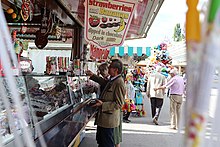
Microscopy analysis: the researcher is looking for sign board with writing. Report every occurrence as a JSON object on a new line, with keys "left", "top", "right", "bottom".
{"left": 90, "top": 44, "right": 110, "bottom": 60}
{"left": 84, "top": 0, "right": 136, "bottom": 49}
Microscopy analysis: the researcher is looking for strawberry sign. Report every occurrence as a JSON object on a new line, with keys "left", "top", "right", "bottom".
{"left": 84, "top": 0, "right": 136, "bottom": 49}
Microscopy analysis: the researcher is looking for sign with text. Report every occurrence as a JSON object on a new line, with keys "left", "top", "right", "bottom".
{"left": 90, "top": 44, "right": 110, "bottom": 60}
{"left": 84, "top": 0, "right": 136, "bottom": 49}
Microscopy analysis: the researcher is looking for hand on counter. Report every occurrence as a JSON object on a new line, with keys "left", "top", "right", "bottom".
{"left": 91, "top": 99, "right": 103, "bottom": 107}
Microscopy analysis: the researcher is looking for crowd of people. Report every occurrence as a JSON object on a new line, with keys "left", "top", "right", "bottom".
{"left": 85, "top": 59, "right": 186, "bottom": 147}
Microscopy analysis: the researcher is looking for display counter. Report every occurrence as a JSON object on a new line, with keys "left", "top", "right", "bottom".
{"left": 35, "top": 98, "right": 97, "bottom": 147}
{"left": 2, "top": 75, "right": 98, "bottom": 147}
{"left": 0, "top": 76, "right": 31, "bottom": 145}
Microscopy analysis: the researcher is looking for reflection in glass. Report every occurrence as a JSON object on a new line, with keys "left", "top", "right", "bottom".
{"left": 25, "top": 76, "right": 71, "bottom": 121}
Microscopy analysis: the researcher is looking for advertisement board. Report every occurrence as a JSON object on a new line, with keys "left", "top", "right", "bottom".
{"left": 84, "top": 0, "right": 136, "bottom": 49}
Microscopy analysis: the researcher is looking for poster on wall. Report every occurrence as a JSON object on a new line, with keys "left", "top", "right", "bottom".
{"left": 84, "top": 0, "right": 137, "bottom": 49}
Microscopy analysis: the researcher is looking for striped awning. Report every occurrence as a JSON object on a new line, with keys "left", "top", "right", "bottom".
{"left": 110, "top": 46, "right": 151, "bottom": 57}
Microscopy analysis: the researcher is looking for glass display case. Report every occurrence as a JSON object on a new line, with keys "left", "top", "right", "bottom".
{"left": 68, "top": 76, "right": 98, "bottom": 105}
{"left": 0, "top": 76, "right": 32, "bottom": 145}
{"left": 1, "top": 75, "right": 98, "bottom": 146}
{"left": 34, "top": 99, "right": 97, "bottom": 147}
{"left": 32, "top": 75, "right": 98, "bottom": 146}
{"left": 25, "top": 75, "right": 71, "bottom": 122}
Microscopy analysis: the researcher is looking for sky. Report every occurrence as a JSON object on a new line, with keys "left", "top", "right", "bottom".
{"left": 124, "top": 0, "right": 206, "bottom": 47}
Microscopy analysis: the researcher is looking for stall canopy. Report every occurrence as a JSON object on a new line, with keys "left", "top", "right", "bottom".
{"left": 110, "top": 46, "right": 151, "bottom": 57}
{"left": 1, "top": 0, "right": 164, "bottom": 60}
{"left": 127, "top": 0, "right": 164, "bottom": 39}
{"left": 66, "top": 0, "right": 164, "bottom": 40}
{"left": 1, "top": 0, "right": 165, "bottom": 46}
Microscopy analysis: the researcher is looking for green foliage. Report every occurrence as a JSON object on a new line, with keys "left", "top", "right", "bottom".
{"left": 173, "top": 23, "right": 183, "bottom": 42}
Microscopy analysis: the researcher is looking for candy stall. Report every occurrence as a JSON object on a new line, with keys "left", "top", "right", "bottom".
{"left": 0, "top": 0, "right": 165, "bottom": 146}
{"left": 0, "top": 0, "right": 98, "bottom": 146}
{"left": 0, "top": 74, "right": 98, "bottom": 147}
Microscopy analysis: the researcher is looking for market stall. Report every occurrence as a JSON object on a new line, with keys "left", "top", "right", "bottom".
{"left": 0, "top": 0, "right": 165, "bottom": 146}
{"left": 0, "top": 1, "right": 97, "bottom": 146}
{"left": 0, "top": 75, "right": 98, "bottom": 147}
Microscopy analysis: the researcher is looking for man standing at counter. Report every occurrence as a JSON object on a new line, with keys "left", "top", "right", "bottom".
{"left": 91, "top": 59, "right": 126, "bottom": 147}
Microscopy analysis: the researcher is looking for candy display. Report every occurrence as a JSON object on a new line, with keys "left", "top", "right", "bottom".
{"left": 150, "top": 42, "right": 172, "bottom": 65}
{"left": 58, "top": 57, "right": 69, "bottom": 72}
{"left": 19, "top": 56, "right": 34, "bottom": 74}
{"left": 130, "top": 67, "right": 146, "bottom": 117}
{"left": 46, "top": 56, "right": 57, "bottom": 75}
{"left": 45, "top": 56, "right": 70, "bottom": 75}
{"left": 68, "top": 76, "right": 98, "bottom": 104}
{"left": 0, "top": 73, "right": 97, "bottom": 146}
{"left": 25, "top": 76, "right": 71, "bottom": 120}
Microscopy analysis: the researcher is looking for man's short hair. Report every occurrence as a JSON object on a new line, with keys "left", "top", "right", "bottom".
{"left": 110, "top": 59, "right": 123, "bottom": 74}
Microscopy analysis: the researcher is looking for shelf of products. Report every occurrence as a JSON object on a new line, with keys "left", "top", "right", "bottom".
{"left": 25, "top": 75, "right": 71, "bottom": 122}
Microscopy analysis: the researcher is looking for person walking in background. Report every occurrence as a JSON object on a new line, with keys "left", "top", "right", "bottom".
{"left": 147, "top": 66, "right": 166, "bottom": 125}
{"left": 154, "top": 68, "right": 185, "bottom": 130}
{"left": 86, "top": 59, "right": 125, "bottom": 147}
{"left": 123, "top": 73, "right": 135, "bottom": 123}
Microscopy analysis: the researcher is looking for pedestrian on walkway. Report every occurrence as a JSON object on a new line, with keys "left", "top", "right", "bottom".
{"left": 86, "top": 59, "right": 125, "bottom": 147}
{"left": 154, "top": 68, "right": 185, "bottom": 129}
{"left": 123, "top": 73, "right": 135, "bottom": 123}
{"left": 147, "top": 66, "right": 166, "bottom": 125}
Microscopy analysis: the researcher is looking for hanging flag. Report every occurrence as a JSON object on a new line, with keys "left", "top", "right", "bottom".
{"left": 84, "top": 0, "right": 137, "bottom": 49}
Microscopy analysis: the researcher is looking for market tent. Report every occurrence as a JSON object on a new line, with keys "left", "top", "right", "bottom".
{"left": 110, "top": 46, "right": 151, "bottom": 57}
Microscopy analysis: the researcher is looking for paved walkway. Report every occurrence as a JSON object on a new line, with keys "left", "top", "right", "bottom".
{"left": 79, "top": 93, "right": 185, "bottom": 147}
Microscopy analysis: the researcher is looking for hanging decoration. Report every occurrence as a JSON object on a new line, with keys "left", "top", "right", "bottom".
{"left": 20, "top": 0, "right": 31, "bottom": 21}
{"left": 150, "top": 42, "right": 172, "bottom": 65}
{"left": 35, "top": 3, "right": 52, "bottom": 49}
